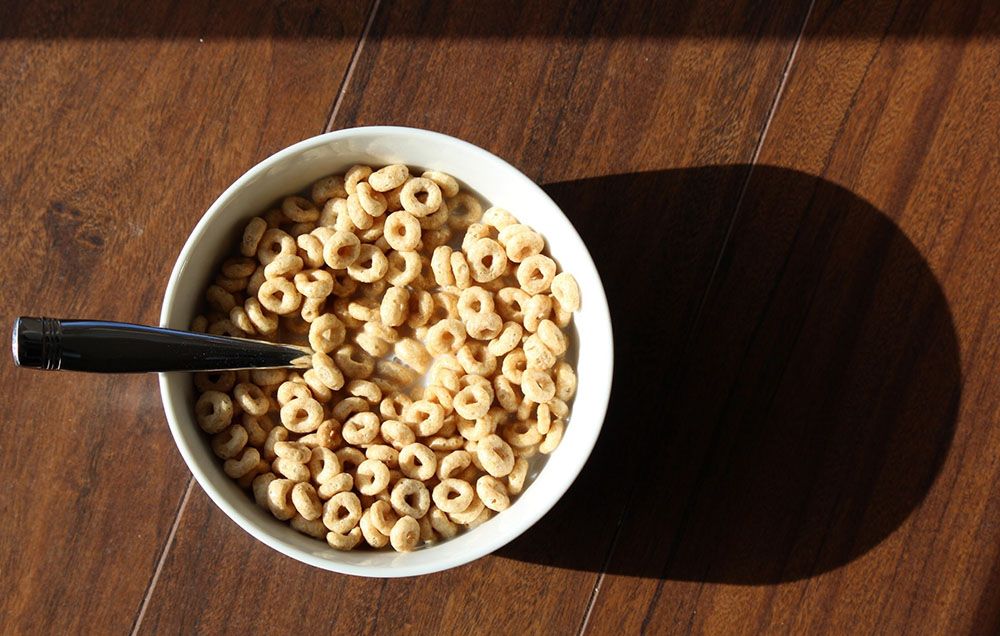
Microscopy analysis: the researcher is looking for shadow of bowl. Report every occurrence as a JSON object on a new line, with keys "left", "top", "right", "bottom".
{"left": 498, "top": 164, "right": 961, "bottom": 584}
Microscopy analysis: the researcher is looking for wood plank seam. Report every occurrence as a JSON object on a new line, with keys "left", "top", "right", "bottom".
{"left": 570, "top": 3, "right": 819, "bottom": 633}
{"left": 129, "top": 477, "right": 195, "bottom": 636}
{"left": 324, "top": 0, "right": 383, "bottom": 133}
{"left": 124, "top": 6, "right": 385, "bottom": 631}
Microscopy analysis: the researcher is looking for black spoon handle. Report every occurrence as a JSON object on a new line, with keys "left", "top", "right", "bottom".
{"left": 12, "top": 317, "right": 311, "bottom": 373}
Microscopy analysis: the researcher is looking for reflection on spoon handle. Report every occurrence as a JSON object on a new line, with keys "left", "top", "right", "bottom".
{"left": 12, "top": 317, "right": 311, "bottom": 373}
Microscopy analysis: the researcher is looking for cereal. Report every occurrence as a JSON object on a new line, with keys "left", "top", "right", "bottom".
{"left": 192, "top": 163, "right": 581, "bottom": 551}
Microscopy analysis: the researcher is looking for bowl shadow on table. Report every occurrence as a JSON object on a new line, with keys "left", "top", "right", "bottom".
{"left": 497, "top": 165, "right": 961, "bottom": 584}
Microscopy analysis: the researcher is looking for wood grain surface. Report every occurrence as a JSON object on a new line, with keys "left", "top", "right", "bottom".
{"left": 2, "top": 0, "right": 998, "bottom": 634}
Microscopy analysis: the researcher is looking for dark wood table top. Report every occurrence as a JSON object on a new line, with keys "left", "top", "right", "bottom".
{"left": 2, "top": 1, "right": 998, "bottom": 634}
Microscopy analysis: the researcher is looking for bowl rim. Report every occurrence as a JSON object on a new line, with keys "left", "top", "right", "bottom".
{"left": 158, "top": 125, "right": 614, "bottom": 576}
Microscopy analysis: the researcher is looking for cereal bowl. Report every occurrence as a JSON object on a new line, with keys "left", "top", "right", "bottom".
{"left": 159, "top": 126, "right": 612, "bottom": 576}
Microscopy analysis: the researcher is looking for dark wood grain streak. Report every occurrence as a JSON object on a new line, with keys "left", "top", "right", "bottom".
{"left": 0, "top": 2, "right": 371, "bottom": 633}
{"left": 584, "top": 0, "right": 1000, "bottom": 633}
{"left": 134, "top": 1, "right": 811, "bottom": 633}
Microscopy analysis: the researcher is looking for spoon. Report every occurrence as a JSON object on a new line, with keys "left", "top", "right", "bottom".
{"left": 11, "top": 317, "right": 311, "bottom": 373}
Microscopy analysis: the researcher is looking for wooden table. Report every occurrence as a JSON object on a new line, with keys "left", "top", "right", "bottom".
{"left": 2, "top": 1, "right": 998, "bottom": 633}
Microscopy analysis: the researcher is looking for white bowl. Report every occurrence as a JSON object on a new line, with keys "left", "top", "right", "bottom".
{"left": 159, "top": 126, "right": 613, "bottom": 577}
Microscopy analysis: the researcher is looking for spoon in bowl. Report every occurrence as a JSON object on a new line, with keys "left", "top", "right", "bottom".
{"left": 11, "top": 317, "right": 311, "bottom": 373}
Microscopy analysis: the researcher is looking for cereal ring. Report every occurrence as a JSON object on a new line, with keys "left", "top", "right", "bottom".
{"left": 457, "top": 343, "right": 497, "bottom": 376}
{"left": 390, "top": 478, "right": 430, "bottom": 519}
{"left": 395, "top": 337, "right": 431, "bottom": 374}
{"left": 211, "top": 424, "right": 247, "bottom": 459}
{"left": 356, "top": 182, "right": 388, "bottom": 218}
{"left": 215, "top": 275, "right": 248, "bottom": 294}
{"left": 537, "top": 319, "right": 567, "bottom": 354}
{"left": 206, "top": 285, "right": 236, "bottom": 313}
{"left": 501, "top": 348, "right": 528, "bottom": 384}
{"left": 516, "top": 254, "right": 557, "bottom": 295}
{"left": 381, "top": 419, "right": 416, "bottom": 450}
{"left": 551, "top": 272, "right": 581, "bottom": 312}
{"left": 502, "top": 420, "right": 543, "bottom": 448}
{"left": 311, "top": 174, "right": 347, "bottom": 205}
{"left": 252, "top": 472, "right": 277, "bottom": 509}
{"left": 311, "top": 351, "right": 345, "bottom": 391}
{"left": 466, "top": 238, "right": 508, "bottom": 283}
{"left": 425, "top": 319, "right": 466, "bottom": 356}
{"left": 343, "top": 411, "right": 380, "bottom": 445}
{"left": 262, "top": 425, "right": 289, "bottom": 461}
{"left": 229, "top": 305, "right": 256, "bottom": 333}
{"left": 195, "top": 391, "right": 233, "bottom": 434}
{"left": 369, "top": 164, "right": 410, "bottom": 192}
{"left": 453, "top": 383, "right": 492, "bottom": 420}
{"left": 400, "top": 177, "right": 442, "bottom": 217}
{"left": 536, "top": 402, "right": 552, "bottom": 435}
{"left": 428, "top": 435, "right": 464, "bottom": 451}
{"left": 356, "top": 459, "right": 391, "bottom": 495}
{"left": 457, "top": 286, "right": 495, "bottom": 321}
{"left": 340, "top": 163, "right": 370, "bottom": 194}
{"left": 461, "top": 222, "right": 492, "bottom": 252}
{"left": 431, "top": 245, "right": 455, "bottom": 286}
{"left": 437, "top": 450, "right": 472, "bottom": 480}
{"left": 207, "top": 318, "right": 246, "bottom": 338}
{"left": 295, "top": 233, "right": 325, "bottom": 269}
{"left": 403, "top": 400, "right": 445, "bottom": 437}
{"left": 456, "top": 415, "right": 495, "bottom": 442}
{"left": 429, "top": 507, "right": 459, "bottom": 538}
{"left": 331, "top": 399, "right": 368, "bottom": 425}
{"left": 421, "top": 170, "right": 460, "bottom": 198}
{"left": 354, "top": 509, "right": 388, "bottom": 549}
{"left": 326, "top": 526, "right": 363, "bottom": 551}
{"left": 422, "top": 384, "right": 453, "bottom": 414}
{"left": 380, "top": 286, "right": 409, "bottom": 327}
{"left": 246, "top": 267, "right": 267, "bottom": 300}
{"left": 476, "top": 434, "right": 515, "bottom": 478}
{"left": 282, "top": 195, "right": 320, "bottom": 223}
{"left": 448, "top": 493, "right": 486, "bottom": 525}
{"left": 322, "top": 230, "right": 361, "bottom": 269}
{"left": 291, "top": 482, "right": 323, "bottom": 520}
{"left": 521, "top": 369, "right": 556, "bottom": 403}
{"left": 267, "top": 478, "right": 297, "bottom": 520}
{"left": 540, "top": 418, "right": 565, "bottom": 454}
{"left": 233, "top": 383, "right": 269, "bottom": 416}
{"left": 323, "top": 491, "right": 363, "bottom": 533}
{"left": 308, "top": 446, "right": 342, "bottom": 484}
{"left": 347, "top": 244, "right": 388, "bottom": 283}
{"left": 221, "top": 256, "right": 257, "bottom": 279}
{"left": 476, "top": 475, "right": 510, "bottom": 512}
{"left": 446, "top": 192, "right": 483, "bottom": 230}
{"left": 487, "top": 321, "right": 524, "bottom": 357}
{"left": 280, "top": 396, "right": 324, "bottom": 434}
{"left": 241, "top": 216, "right": 268, "bottom": 257}
{"left": 293, "top": 269, "right": 333, "bottom": 299}
{"left": 329, "top": 271, "right": 358, "bottom": 299}
{"left": 366, "top": 444, "right": 399, "bottom": 468}
{"left": 498, "top": 224, "right": 544, "bottom": 263}
{"left": 334, "top": 344, "right": 375, "bottom": 379}
{"left": 507, "top": 457, "right": 529, "bottom": 495}
{"left": 346, "top": 379, "right": 381, "bottom": 404}
{"left": 522, "top": 294, "right": 552, "bottom": 333}
{"left": 493, "top": 375, "right": 521, "bottom": 413}
{"left": 432, "top": 478, "right": 474, "bottom": 514}
{"left": 290, "top": 514, "right": 327, "bottom": 538}
{"left": 482, "top": 206, "right": 518, "bottom": 231}
{"left": 386, "top": 250, "right": 422, "bottom": 287}
{"left": 383, "top": 211, "right": 421, "bottom": 252}
{"left": 496, "top": 287, "right": 530, "bottom": 323}
{"left": 551, "top": 294, "right": 573, "bottom": 328}
{"left": 190, "top": 315, "right": 208, "bottom": 333}
{"left": 524, "top": 333, "right": 557, "bottom": 370}
{"left": 276, "top": 380, "right": 310, "bottom": 406}
{"left": 256, "top": 228, "right": 297, "bottom": 266}
{"left": 299, "top": 419, "right": 341, "bottom": 449}
{"left": 272, "top": 456, "right": 310, "bottom": 482}
{"left": 555, "top": 360, "right": 577, "bottom": 401}
{"left": 307, "top": 313, "right": 345, "bottom": 354}
{"left": 242, "top": 412, "right": 274, "bottom": 447}
{"left": 274, "top": 440, "right": 311, "bottom": 463}
{"left": 194, "top": 371, "right": 235, "bottom": 393}
{"left": 450, "top": 251, "right": 472, "bottom": 289}
{"left": 399, "top": 443, "right": 437, "bottom": 481}
{"left": 318, "top": 473, "right": 354, "bottom": 500}
{"left": 258, "top": 278, "right": 301, "bottom": 315}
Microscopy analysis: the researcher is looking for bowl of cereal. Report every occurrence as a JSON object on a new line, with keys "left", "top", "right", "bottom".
{"left": 159, "top": 126, "right": 612, "bottom": 576}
